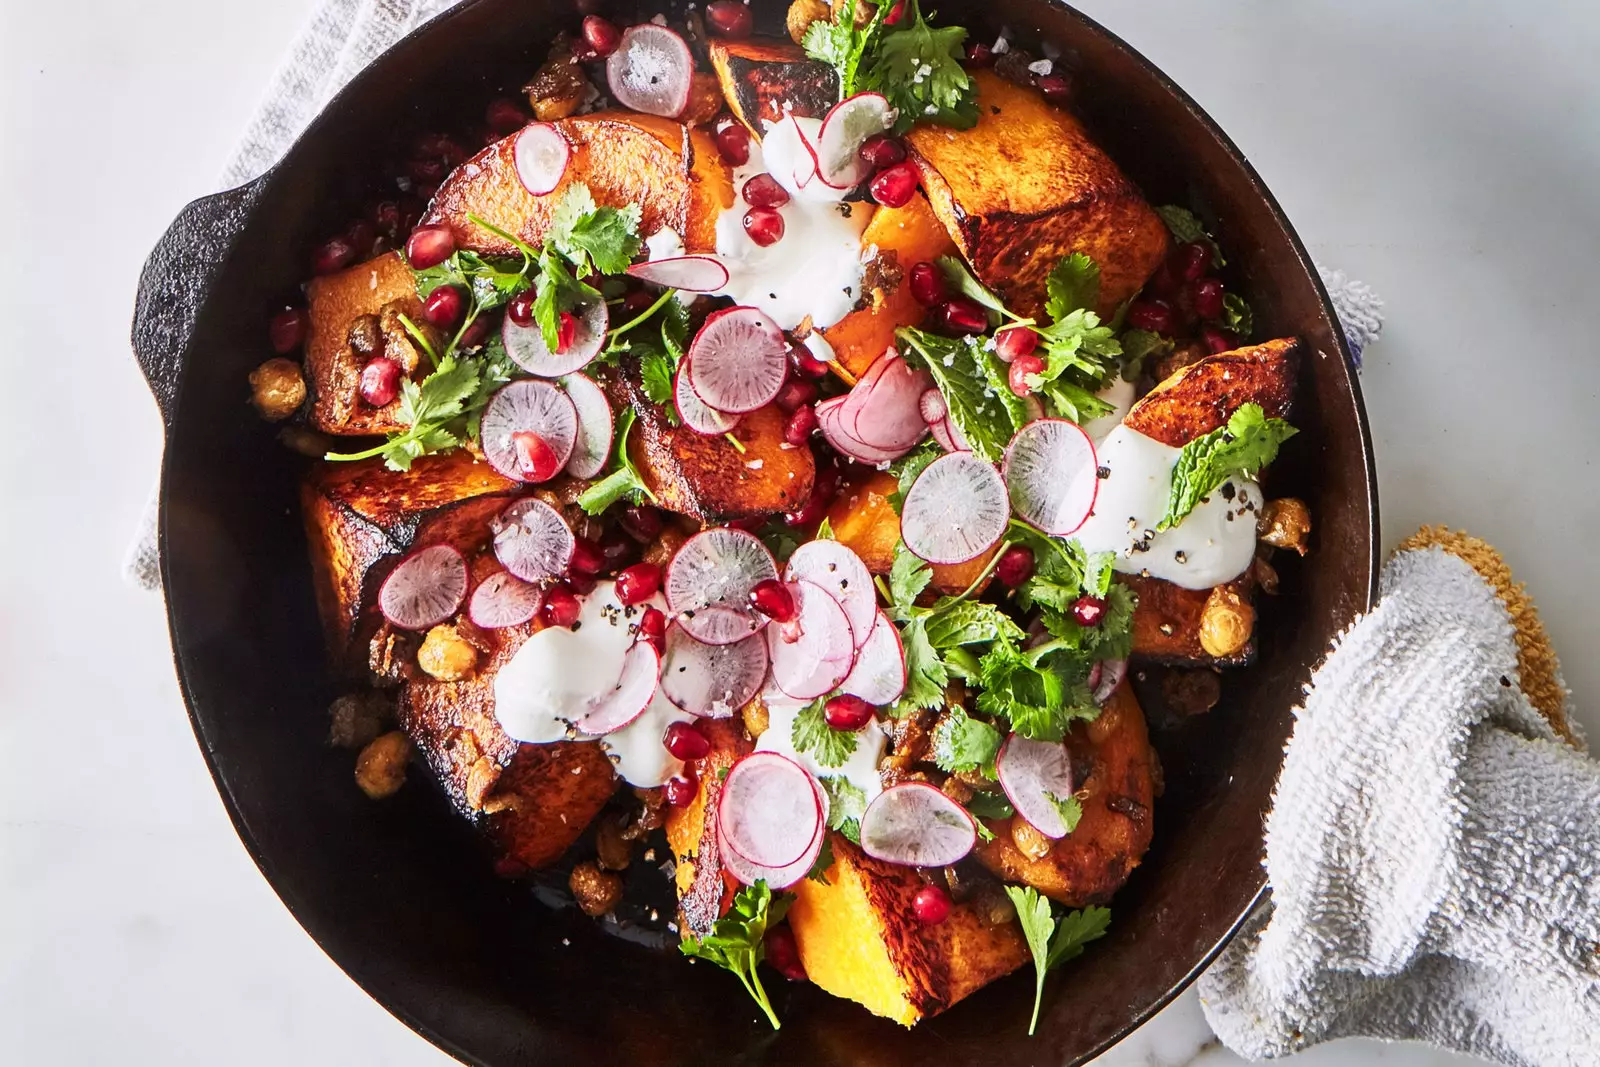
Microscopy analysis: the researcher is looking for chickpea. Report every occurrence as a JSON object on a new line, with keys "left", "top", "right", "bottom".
{"left": 641, "top": 524, "right": 690, "bottom": 568}
{"left": 417, "top": 623, "right": 479, "bottom": 681}
{"left": 741, "top": 697, "right": 770, "bottom": 740}
{"left": 327, "top": 692, "right": 388, "bottom": 750}
{"left": 354, "top": 730, "right": 411, "bottom": 799}
{"left": 1010, "top": 817, "right": 1054, "bottom": 861}
{"left": 830, "top": 0, "right": 875, "bottom": 28}
{"left": 569, "top": 861, "right": 625, "bottom": 917}
{"left": 940, "top": 775, "right": 975, "bottom": 805}
{"left": 465, "top": 754, "right": 500, "bottom": 811}
{"left": 1258, "top": 497, "right": 1312, "bottom": 556}
{"left": 595, "top": 814, "right": 634, "bottom": 871}
{"left": 248, "top": 358, "right": 306, "bottom": 421}
{"left": 787, "top": 0, "right": 830, "bottom": 43}
{"left": 1199, "top": 586, "right": 1256, "bottom": 659}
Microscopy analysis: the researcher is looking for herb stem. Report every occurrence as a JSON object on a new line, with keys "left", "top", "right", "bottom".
{"left": 723, "top": 432, "right": 747, "bottom": 455}
{"left": 397, "top": 312, "right": 440, "bottom": 370}
{"left": 608, "top": 287, "right": 678, "bottom": 337}
{"left": 465, "top": 211, "right": 541, "bottom": 267}
{"left": 942, "top": 539, "right": 1013, "bottom": 607}
{"left": 827, "top": 359, "right": 857, "bottom": 386}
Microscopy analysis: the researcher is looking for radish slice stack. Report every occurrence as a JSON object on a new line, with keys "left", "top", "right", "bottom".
{"left": 817, "top": 350, "right": 932, "bottom": 463}
{"left": 815, "top": 93, "right": 897, "bottom": 188}
{"left": 467, "top": 571, "right": 543, "bottom": 629}
{"left": 766, "top": 580, "right": 856, "bottom": 699}
{"left": 1003, "top": 418, "right": 1099, "bottom": 535}
{"left": 626, "top": 255, "right": 729, "bottom": 292}
{"left": 659, "top": 625, "right": 769, "bottom": 718}
{"left": 480, "top": 380, "right": 579, "bottom": 482}
{"left": 492, "top": 498, "right": 574, "bottom": 582}
{"left": 502, "top": 298, "right": 608, "bottom": 378}
{"left": 606, "top": 25, "right": 694, "bottom": 118}
{"left": 687, "top": 306, "right": 789, "bottom": 414}
{"left": 717, "top": 752, "right": 828, "bottom": 889}
{"left": 859, "top": 782, "right": 977, "bottom": 867}
{"left": 379, "top": 544, "right": 468, "bottom": 630}
{"left": 513, "top": 122, "right": 570, "bottom": 196}
{"left": 574, "top": 640, "right": 661, "bottom": 735}
{"left": 837, "top": 610, "right": 907, "bottom": 706}
{"left": 559, "top": 373, "right": 614, "bottom": 479}
{"left": 995, "top": 734, "right": 1076, "bottom": 839}
{"left": 784, "top": 540, "right": 876, "bottom": 643}
{"left": 674, "top": 360, "right": 741, "bottom": 435}
{"left": 900, "top": 451, "right": 1010, "bottom": 564}
{"left": 664, "top": 528, "right": 779, "bottom": 645}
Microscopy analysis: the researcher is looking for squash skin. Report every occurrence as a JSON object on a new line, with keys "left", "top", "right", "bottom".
{"left": 302, "top": 251, "right": 423, "bottom": 436}
{"left": 905, "top": 70, "right": 1168, "bottom": 320}
{"left": 708, "top": 38, "right": 838, "bottom": 130}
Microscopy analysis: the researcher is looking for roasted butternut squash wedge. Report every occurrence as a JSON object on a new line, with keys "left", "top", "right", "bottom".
{"left": 425, "top": 111, "right": 734, "bottom": 254}
{"left": 974, "top": 682, "right": 1157, "bottom": 904}
{"left": 708, "top": 38, "right": 839, "bottom": 130}
{"left": 905, "top": 70, "right": 1168, "bottom": 319}
{"left": 1119, "top": 572, "right": 1255, "bottom": 666}
{"left": 827, "top": 469, "right": 995, "bottom": 595}
{"left": 663, "top": 718, "right": 754, "bottom": 937}
{"left": 303, "top": 251, "right": 425, "bottom": 435}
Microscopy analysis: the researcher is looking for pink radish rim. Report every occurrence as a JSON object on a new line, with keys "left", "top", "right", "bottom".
{"left": 626, "top": 255, "right": 730, "bottom": 293}
{"left": 900, "top": 451, "right": 1010, "bottom": 564}
{"left": 687, "top": 306, "right": 789, "bottom": 415}
{"left": 718, "top": 752, "right": 824, "bottom": 869}
{"left": 501, "top": 297, "right": 608, "bottom": 378}
{"left": 766, "top": 579, "right": 856, "bottom": 700}
{"left": 574, "top": 641, "right": 662, "bottom": 735}
{"left": 659, "top": 624, "right": 769, "bottom": 718}
{"left": 1002, "top": 418, "right": 1100, "bottom": 536}
{"left": 674, "top": 359, "right": 741, "bottom": 435}
{"left": 996, "top": 733, "right": 1076, "bottom": 840}
{"left": 717, "top": 773, "right": 827, "bottom": 890}
{"left": 559, "top": 372, "right": 614, "bottom": 480}
{"left": 467, "top": 571, "right": 543, "bottom": 629}
{"left": 664, "top": 528, "right": 777, "bottom": 645}
{"left": 816, "top": 397, "right": 910, "bottom": 465}
{"left": 492, "top": 497, "right": 575, "bottom": 582}
{"left": 858, "top": 781, "right": 977, "bottom": 867}
{"left": 838, "top": 610, "right": 907, "bottom": 706}
{"left": 784, "top": 540, "right": 877, "bottom": 647}
{"left": 816, "top": 92, "right": 895, "bottom": 189}
{"left": 378, "top": 544, "right": 468, "bottom": 631}
{"left": 605, "top": 25, "right": 693, "bottom": 118}
{"left": 512, "top": 122, "right": 570, "bottom": 196}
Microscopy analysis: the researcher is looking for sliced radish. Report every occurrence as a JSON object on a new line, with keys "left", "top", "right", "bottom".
{"left": 816, "top": 397, "right": 908, "bottom": 465}
{"left": 766, "top": 580, "right": 856, "bottom": 700}
{"left": 467, "top": 571, "right": 543, "bottom": 629}
{"left": 659, "top": 625, "right": 769, "bottom": 718}
{"left": 560, "top": 373, "right": 613, "bottom": 479}
{"left": 664, "top": 528, "right": 778, "bottom": 645}
{"left": 919, "top": 387, "right": 947, "bottom": 427}
{"left": 481, "top": 380, "right": 578, "bottom": 482}
{"left": 605, "top": 24, "right": 693, "bottom": 118}
{"left": 512, "top": 122, "right": 570, "bottom": 196}
{"left": 929, "top": 415, "right": 958, "bottom": 453}
{"left": 574, "top": 640, "right": 661, "bottom": 735}
{"left": 626, "top": 255, "right": 729, "bottom": 293}
{"left": 838, "top": 610, "right": 906, "bottom": 705}
{"left": 996, "top": 734, "right": 1076, "bottom": 839}
{"left": 1003, "top": 419, "right": 1099, "bottom": 536}
{"left": 1092, "top": 658, "right": 1128, "bottom": 705}
{"left": 674, "top": 359, "right": 741, "bottom": 435}
{"left": 859, "top": 782, "right": 976, "bottom": 867}
{"left": 718, "top": 752, "right": 823, "bottom": 868}
{"left": 718, "top": 766, "right": 828, "bottom": 889}
{"left": 900, "top": 452, "right": 1010, "bottom": 564}
{"left": 816, "top": 93, "right": 896, "bottom": 189}
{"left": 785, "top": 540, "right": 875, "bottom": 644}
{"left": 502, "top": 296, "right": 608, "bottom": 378}
{"left": 687, "top": 306, "right": 788, "bottom": 414}
{"left": 492, "top": 498, "right": 575, "bottom": 582}
{"left": 379, "top": 544, "right": 468, "bottom": 630}
{"left": 841, "top": 351, "right": 932, "bottom": 452}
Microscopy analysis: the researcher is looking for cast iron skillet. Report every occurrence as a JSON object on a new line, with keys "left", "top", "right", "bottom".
{"left": 131, "top": 1, "right": 1377, "bottom": 1063}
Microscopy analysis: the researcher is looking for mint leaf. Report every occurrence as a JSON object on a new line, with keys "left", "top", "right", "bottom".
{"left": 898, "top": 328, "right": 1016, "bottom": 462}
{"left": 1160, "top": 402, "right": 1296, "bottom": 529}
{"left": 679, "top": 881, "right": 791, "bottom": 1030}
{"left": 1118, "top": 328, "right": 1171, "bottom": 379}
{"left": 1154, "top": 204, "right": 1224, "bottom": 267}
{"left": 924, "top": 600, "right": 1025, "bottom": 648}
{"left": 888, "top": 442, "right": 940, "bottom": 514}
{"left": 935, "top": 255, "right": 1007, "bottom": 320}
{"left": 931, "top": 707, "right": 1001, "bottom": 776}
{"left": 792, "top": 698, "right": 859, "bottom": 768}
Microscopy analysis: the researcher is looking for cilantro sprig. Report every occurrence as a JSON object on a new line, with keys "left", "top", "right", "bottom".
{"left": 803, "top": 0, "right": 978, "bottom": 133}
{"left": 1159, "top": 402, "right": 1297, "bottom": 530}
{"left": 679, "top": 881, "right": 792, "bottom": 1030}
{"left": 792, "top": 698, "right": 860, "bottom": 768}
{"left": 1005, "top": 886, "right": 1111, "bottom": 1035}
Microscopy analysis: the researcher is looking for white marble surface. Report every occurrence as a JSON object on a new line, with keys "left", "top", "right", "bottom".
{"left": 3, "top": 0, "right": 1596, "bottom": 1064}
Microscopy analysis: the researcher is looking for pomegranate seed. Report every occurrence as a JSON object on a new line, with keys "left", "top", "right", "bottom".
{"left": 405, "top": 225, "right": 456, "bottom": 270}
{"left": 1037, "top": 73, "right": 1072, "bottom": 104}
{"left": 765, "top": 924, "right": 808, "bottom": 981}
{"left": 346, "top": 219, "right": 377, "bottom": 256}
{"left": 358, "top": 358, "right": 403, "bottom": 407}
{"left": 869, "top": 161, "right": 918, "bottom": 207}
{"left": 883, "top": 0, "right": 906, "bottom": 26}
{"left": 312, "top": 236, "right": 357, "bottom": 276}
{"left": 995, "top": 545, "right": 1036, "bottom": 587}
{"left": 775, "top": 378, "right": 819, "bottom": 412}
{"left": 622, "top": 288, "right": 658, "bottom": 317}
{"left": 725, "top": 516, "right": 768, "bottom": 533}
{"left": 1173, "top": 241, "right": 1211, "bottom": 282}
{"left": 743, "top": 207, "right": 785, "bottom": 247}
{"left": 784, "top": 405, "right": 819, "bottom": 446}
{"left": 600, "top": 529, "right": 636, "bottom": 568}
{"left": 994, "top": 327, "right": 1040, "bottom": 363}
{"left": 620, "top": 505, "right": 665, "bottom": 542}
{"left": 581, "top": 15, "right": 622, "bottom": 56}
{"left": 555, "top": 310, "right": 577, "bottom": 353}
{"left": 1071, "top": 595, "right": 1107, "bottom": 627}
{"left": 567, "top": 572, "right": 598, "bottom": 595}
{"left": 912, "top": 884, "right": 951, "bottom": 925}
{"left": 615, "top": 562, "right": 662, "bottom": 605}
{"left": 423, "top": 285, "right": 465, "bottom": 328}
{"left": 485, "top": 97, "right": 527, "bottom": 133}
{"left": 1200, "top": 325, "right": 1236, "bottom": 354}
{"left": 792, "top": 347, "right": 831, "bottom": 378}
{"left": 966, "top": 42, "right": 996, "bottom": 67}
{"left": 268, "top": 309, "right": 309, "bottom": 353}
{"left": 1008, "top": 353, "right": 1044, "bottom": 396}
{"left": 1146, "top": 260, "right": 1182, "bottom": 300}
{"left": 705, "top": 0, "right": 753, "bottom": 38}
{"left": 824, "top": 694, "right": 874, "bottom": 731}
{"left": 908, "top": 261, "right": 947, "bottom": 306}
{"left": 1190, "top": 277, "right": 1225, "bottom": 320}
{"left": 512, "top": 430, "right": 563, "bottom": 481}
{"left": 541, "top": 585, "right": 582, "bottom": 628}
{"left": 371, "top": 200, "right": 403, "bottom": 240}
{"left": 570, "top": 536, "right": 605, "bottom": 575}
{"left": 460, "top": 316, "right": 490, "bottom": 349}
{"left": 507, "top": 290, "right": 535, "bottom": 327}
{"left": 493, "top": 856, "right": 530, "bottom": 879}
{"left": 1125, "top": 298, "right": 1176, "bottom": 335}
{"left": 748, "top": 578, "right": 797, "bottom": 623}
{"left": 742, "top": 173, "right": 790, "bottom": 208}
{"left": 663, "top": 720, "right": 712, "bottom": 761}
{"left": 857, "top": 134, "right": 906, "bottom": 171}
{"left": 638, "top": 606, "right": 667, "bottom": 647}
{"left": 939, "top": 297, "right": 988, "bottom": 335}
{"left": 663, "top": 770, "right": 698, "bottom": 807}
{"left": 716, "top": 121, "right": 752, "bottom": 166}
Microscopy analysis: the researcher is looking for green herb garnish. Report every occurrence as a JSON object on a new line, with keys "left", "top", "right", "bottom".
{"left": 1005, "top": 886, "right": 1111, "bottom": 1035}
{"left": 1159, "top": 402, "right": 1296, "bottom": 530}
{"left": 679, "top": 881, "right": 792, "bottom": 1030}
{"left": 817, "top": 775, "right": 868, "bottom": 844}
{"left": 792, "top": 698, "right": 859, "bottom": 768}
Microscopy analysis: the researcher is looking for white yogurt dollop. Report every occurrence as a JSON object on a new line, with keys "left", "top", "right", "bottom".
{"left": 755, "top": 687, "right": 886, "bottom": 810}
{"left": 1071, "top": 424, "right": 1260, "bottom": 590}
{"left": 493, "top": 581, "right": 691, "bottom": 787}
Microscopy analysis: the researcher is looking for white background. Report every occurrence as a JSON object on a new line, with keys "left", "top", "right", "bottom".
{"left": 2, "top": 1, "right": 1596, "bottom": 1064}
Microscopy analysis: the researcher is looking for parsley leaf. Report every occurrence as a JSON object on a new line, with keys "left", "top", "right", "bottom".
{"left": 931, "top": 707, "right": 1002, "bottom": 776}
{"left": 548, "top": 184, "right": 643, "bottom": 277}
{"left": 792, "top": 698, "right": 859, "bottom": 768}
{"left": 679, "top": 881, "right": 792, "bottom": 1030}
{"left": 891, "top": 615, "right": 948, "bottom": 716}
{"left": 638, "top": 351, "right": 676, "bottom": 406}
{"left": 1160, "top": 402, "right": 1297, "bottom": 529}
{"left": 897, "top": 328, "right": 1017, "bottom": 462}
{"left": 1044, "top": 253, "right": 1101, "bottom": 322}
{"left": 1004, "top": 886, "right": 1112, "bottom": 1035}
{"left": 1047, "top": 792, "right": 1084, "bottom": 835}
{"left": 818, "top": 775, "right": 867, "bottom": 844}
{"left": 868, "top": 0, "right": 978, "bottom": 133}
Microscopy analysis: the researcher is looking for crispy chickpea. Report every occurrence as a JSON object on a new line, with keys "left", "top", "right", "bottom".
{"left": 1011, "top": 817, "right": 1054, "bottom": 861}
{"left": 641, "top": 524, "right": 691, "bottom": 569}
{"left": 248, "top": 358, "right": 306, "bottom": 421}
{"left": 741, "top": 697, "right": 770, "bottom": 739}
{"left": 595, "top": 814, "right": 634, "bottom": 871}
{"left": 465, "top": 755, "right": 500, "bottom": 811}
{"left": 417, "top": 623, "right": 479, "bottom": 681}
{"left": 1258, "top": 497, "right": 1312, "bottom": 556}
{"left": 787, "top": 0, "right": 830, "bottom": 42}
{"left": 830, "top": 0, "right": 875, "bottom": 28}
{"left": 940, "top": 775, "right": 974, "bottom": 805}
{"left": 354, "top": 731, "right": 411, "bottom": 799}
{"left": 1199, "top": 586, "right": 1256, "bottom": 659}
{"left": 524, "top": 41, "right": 592, "bottom": 122}
{"left": 328, "top": 693, "right": 388, "bottom": 750}
{"left": 569, "top": 861, "right": 625, "bottom": 917}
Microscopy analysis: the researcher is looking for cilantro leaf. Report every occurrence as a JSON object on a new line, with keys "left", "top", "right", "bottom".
{"left": 1047, "top": 791, "right": 1084, "bottom": 835}
{"left": 931, "top": 707, "right": 1002, "bottom": 776}
{"left": 887, "top": 540, "right": 932, "bottom": 620}
{"left": 1220, "top": 292, "right": 1253, "bottom": 339}
{"left": 1044, "top": 253, "right": 1101, "bottom": 321}
{"left": 891, "top": 615, "right": 948, "bottom": 716}
{"left": 548, "top": 184, "right": 643, "bottom": 276}
{"left": 869, "top": 0, "right": 978, "bottom": 133}
{"left": 1002, "top": 887, "right": 1112, "bottom": 1036}
{"left": 818, "top": 775, "right": 867, "bottom": 844}
{"left": 1160, "top": 402, "right": 1297, "bottom": 529}
{"left": 1046, "top": 905, "right": 1111, "bottom": 970}
{"left": 975, "top": 639, "right": 1098, "bottom": 742}
{"left": 792, "top": 698, "right": 859, "bottom": 768}
{"left": 806, "top": 834, "right": 837, "bottom": 883}
{"left": 802, "top": 0, "right": 888, "bottom": 97}
{"left": 1118, "top": 328, "right": 1172, "bottom": 379}
{"left": 679, "top": 881, "right": 791, "bottom": 1029}
{"left": 639, "top": 350, "right": 676, "bottom": 406}
{"left": 963, "top": 790, "right": 1014, "bottom": 821}
{"left": 898, "top": 328, "right": 1017, "bottom": 462}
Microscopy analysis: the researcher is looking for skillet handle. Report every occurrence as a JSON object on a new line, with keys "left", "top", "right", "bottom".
{"left": 131, "top": 180, "right": 264, "bottom": 427}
